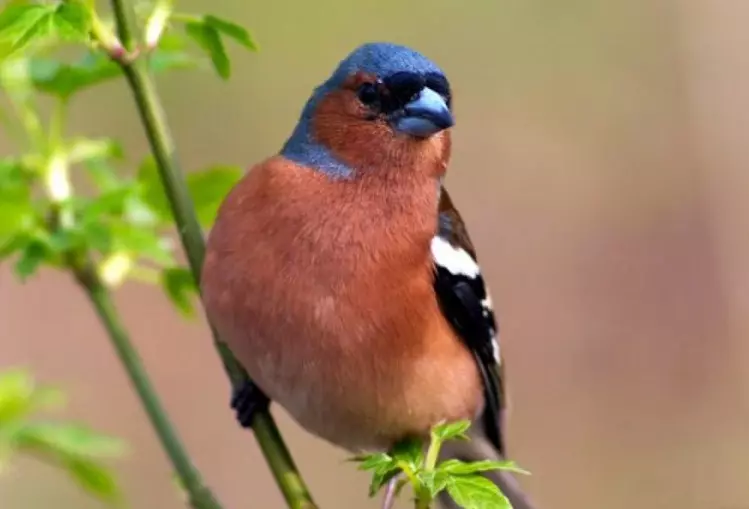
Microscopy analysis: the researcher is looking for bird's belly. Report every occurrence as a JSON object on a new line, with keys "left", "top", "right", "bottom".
{"left": 234, "top": 294, "right": 484, "bottom": 452}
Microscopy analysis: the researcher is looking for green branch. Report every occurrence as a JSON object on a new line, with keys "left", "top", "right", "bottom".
{"left": 72, "top": 259, "right": 222, "bottom": 509}
{"left": 106, "top": 1, "right": 317, "bottom": 507}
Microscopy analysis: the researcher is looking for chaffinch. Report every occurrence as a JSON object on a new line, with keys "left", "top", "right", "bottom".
{"left": 201, "top": 42, "right": 536, "bottom": 509}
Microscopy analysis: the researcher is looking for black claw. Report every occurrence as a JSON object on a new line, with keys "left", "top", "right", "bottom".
{"left": 230, "top": 380, "right": 270, "bottom": 428}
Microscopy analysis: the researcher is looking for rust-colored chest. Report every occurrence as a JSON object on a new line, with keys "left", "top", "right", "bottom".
{"left": 201, "top": 157, "right": 482, "bottom": 450}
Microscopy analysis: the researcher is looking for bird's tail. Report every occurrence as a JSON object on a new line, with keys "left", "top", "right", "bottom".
{"left": 437, "top": 431, "right": 537, "bottom": 509}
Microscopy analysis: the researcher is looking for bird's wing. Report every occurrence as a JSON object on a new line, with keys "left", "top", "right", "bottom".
{"left": 432, "top": 188, "right": 506, "bottom": 454}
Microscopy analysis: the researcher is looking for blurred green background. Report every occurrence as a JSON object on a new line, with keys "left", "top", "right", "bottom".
{"left": 2, "top": 0, "right": 749, "bottom": 508}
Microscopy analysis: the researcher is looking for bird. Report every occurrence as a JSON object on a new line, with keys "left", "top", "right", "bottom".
{"left": 200, "top": 42, "right": 537, "bottom": 509}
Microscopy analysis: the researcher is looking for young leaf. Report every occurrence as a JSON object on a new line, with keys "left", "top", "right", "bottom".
{"left": 0, "top": 2, "right": 56, "bottom": 55}
{"left": 15, "top": 422, "right": 127, "bottom": 458}
{"left": 439, "top": 459, "right": 531, "bottom": 476}
{"left": 187, "top": 165, "right": 242, "bottom": 226}
{"left": 144, "top": 0, "right": 173, "bottom": 48}
{"left": 432, "top": 420, "right": 471, "bottom": 442}
{"left": 203, "top": 15, "right": 257, "bottom": 51}
{"left": 184, "top": 20, "right": 229, "bottom": 79}
{"left": 51, "top": 2, "right": 92, "bottom": 42}
{"left": 0, "top": 370, "right": 65, "bottom": 423}
{"left": 0, "top": 232, "right": 30, "bottom": 261}
{"left": 161, "top": 267, "right": 196, "bottom": 316}
{"left": 369, "top": 468, "right": 400, "bottom": 498}
{"left": 62, "top": 456, "right": 123, "bottom": 503}
{"left": 138, "top": 157, "right": 242, "bottom": 227}
{"left": 14, "top": 239, "right": 49, "bottom": 280}
{"left": 98, "top": 252, "right": 133, "bottom": 287}
{"left": 148, "top": 44, "right": 199, "bottom": 73}
{"left": 0, "top": 368, "right": 35, "bottom": 422}
{"left": 30, "top": 45, "right": 196, "bottom": 99}
{"left": 67, "top": 137, "right": 124, "bottom": 165}
{"left": 390, "top": 436, "right": 425, "bottom": 473}
{"left": 79, "top": 222, "right": 112, "bottom": 254}
{"left": 0, "top": 1, "right": 92, "bottom": 56}
{"left": 356, "top": 452, "right": 395, "bottom": 472}
{"left": 446, "top": 475, "right": 511, "bottom": 509}
{"left": 420, "top": 470, "right": 450, "bottom": 497}
{"left": 0, "top": 188, "right": 33, "bottom": 239}
{"left": 109, "top": 223, "right": 174, "bottom": 265}
{"left": 353, "top": 451, "right": 401, "bottom": 497}
{"left": 29, "top": 52, "right": 120, "bottom": 98}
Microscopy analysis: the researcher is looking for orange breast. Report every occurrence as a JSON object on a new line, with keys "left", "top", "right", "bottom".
{"left": 201, "top": 156, "right": 483, "bottom": 451}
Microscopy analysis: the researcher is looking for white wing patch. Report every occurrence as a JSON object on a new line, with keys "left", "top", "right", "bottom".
{"left": 430, "top": 237, "right": 480, "bottom": 278}
{"left": 483, "top": 295, "right": 501, "bottom": 363}
{"left": 490, "top": 332, "right": 501, "bottom": 363}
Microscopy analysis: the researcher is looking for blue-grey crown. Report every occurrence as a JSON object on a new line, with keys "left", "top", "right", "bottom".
{"left": 281, "top": 42, "right": 445, "bottom": 178}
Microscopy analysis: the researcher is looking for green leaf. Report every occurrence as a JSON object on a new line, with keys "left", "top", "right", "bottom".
{"left": 432, "top": 420, "right": 471, "bottom": 442}
{"left": 80, "top": 221, "right": 113, "bottom": 253}
{"left": 144, "top": 0, "right": 173, "bottom": 47}
{"left": 356, "top": 452, "right": 394, "bottom": 472}
{"left": 109, "top": 223, "right": 173, "bottom": 265}
{"left": 51, "top": 2, "right": 91, "bottom": 42}
{"left": 78, "top": 187, "right": 134, "bottom": 220}
{"left": 29, "top": 44, "right": 196, "bottom": 99}
{"left": 184, "top": 20, "right": 229, "bottom": 79}
{"left": 161, "top": 267, "right": 196, "bottom": 316}
{"left": 137, "top": 156, "right": 241, "bottom": 227}
{"left": 67, "top": 137, "right": 124, "bottom": 165}
{"left": 62, "top": 456, "right": 123, "bottom": 503}
{"left": 187, "top": 165, "right": 241, "bottom": 226}
{"left": 420, "top": 470, "right": 450, "bottom": 497}
{"left": 14, "top": 239, "right": 49, "bottom": 280}
{"left": 0, "top": 232, "right": 30, "bottom": 261}
{"left": 203, "top": 15, "right": 256, "bottom": 50}
{"left": 369, "top": 467, "right": 400, "bottom": 498}
{"left": 446, "top": 475, "right": 511, "bottom": 509}
{"left": 390, "top": 436, "right": 425, "bottom": 472}
{"left": 148, "top": 45, "right": 199, "bottom": 73}
{"left": 439, "top": 459, "right": 530, "bottom": 476}
{"left": 353, "top": 451, "right": 400, "bottom": 497}
{"left": 0, "top": 369, "right": 64, "bottom": 422}
{"left": 0, "top": 181, "right": 34, "bottom": 239}
{"left": 83, "top": 159, "right": 123, "bottom": 192}
{"left": 15, "top": 422, "right": 127, "bottom": 458}
{"left": 0, "top": 369, "right": 34, "bottom": 422}
{"left": 0, "top": 1, "right": 92, "bottom": 57}
{"left": 29, "top": 52, "right": 120, "bottom": 98}
{"left": 0, "top": 2, "right": 55, "bottom": 55}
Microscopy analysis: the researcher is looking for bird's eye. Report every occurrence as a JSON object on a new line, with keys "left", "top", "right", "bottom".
{"left": 357, "top": 82, "right": 380, "bottom": 106}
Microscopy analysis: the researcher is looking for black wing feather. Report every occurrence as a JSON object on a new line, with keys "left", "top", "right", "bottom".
{"left": 433, "top": 191, "right": 506, "bottom": 455}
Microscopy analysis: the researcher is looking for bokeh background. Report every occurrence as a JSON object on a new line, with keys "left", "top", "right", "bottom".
{"left": 2, "top": 0, "right": 749, "bottom": 508}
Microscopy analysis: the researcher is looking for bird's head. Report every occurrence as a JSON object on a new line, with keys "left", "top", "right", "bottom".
{"left": 281, "top": 42, "right": 454, "bottom": 179}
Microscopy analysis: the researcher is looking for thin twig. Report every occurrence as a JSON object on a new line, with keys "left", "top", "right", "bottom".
{"left": 106, "top": 1, "right": 317, "bottom": 507}
{"left": 72, "top": 260, "right": 223, "bottom": 509}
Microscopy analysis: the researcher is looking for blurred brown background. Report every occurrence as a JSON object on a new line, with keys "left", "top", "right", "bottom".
{"left": 2, "top": 0, "right": 749, "bottom": 508}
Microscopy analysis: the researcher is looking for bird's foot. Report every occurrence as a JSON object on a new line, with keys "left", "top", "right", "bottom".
{"left": 230, "top": 379, "right": 270, "bottom": 428}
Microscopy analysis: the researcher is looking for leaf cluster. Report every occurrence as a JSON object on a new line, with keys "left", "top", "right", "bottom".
{"left": 0, "top": 368, "right": 127, "bottom": 503}
{"left": 354, "top": 421, "right": 530, "bottom": 509}
{"left": 0, "top": 0, "right": 255, "bottom": 315}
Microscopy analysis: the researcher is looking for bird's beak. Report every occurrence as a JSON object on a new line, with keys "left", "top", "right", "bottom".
{"left": 392, "top": 87, "right": 454, "bottom": 138}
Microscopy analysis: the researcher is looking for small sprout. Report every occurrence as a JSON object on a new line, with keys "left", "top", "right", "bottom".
{"left": 352, "top": 420, "right": 529, "bottom": 509}
{"left": 98, "top": 252, "right": 133, "bottom": 287}
{"left": 144, "top": 0, "right": 173, "bottom": 49}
